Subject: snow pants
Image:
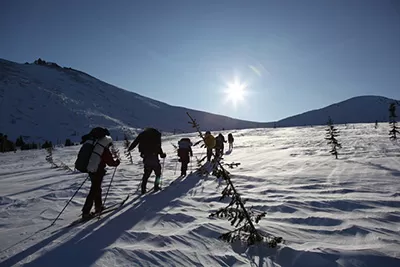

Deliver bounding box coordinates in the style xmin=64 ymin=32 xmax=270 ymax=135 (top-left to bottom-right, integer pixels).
xmin=82 ymin=170 xmax=105 ymax=215
xmin=142 ymin=154 xmax=162 ymax=193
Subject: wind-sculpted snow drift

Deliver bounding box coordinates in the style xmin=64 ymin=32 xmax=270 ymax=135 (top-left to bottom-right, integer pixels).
xmin=0 ymin=124 xmax=399 ymax=266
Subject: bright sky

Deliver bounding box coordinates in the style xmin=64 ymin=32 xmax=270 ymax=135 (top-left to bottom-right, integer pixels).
xmin=1 ymin=0 xmax=399 ymax=122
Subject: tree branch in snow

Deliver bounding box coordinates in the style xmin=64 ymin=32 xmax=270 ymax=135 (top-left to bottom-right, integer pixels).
xmin=123 ymin=134 xmax=133 ymax=164
xmin=111 ymin=142 xmax=121 ymax=161
xmin=389 ymin=103 xmax=399 ymax=141
xmin=325 ymin=117 xmax=342 ymax=159
xmin=45 ymin=147 xmax=74 ymax=173
xmin=45 ymin=147 xmax=58 ymax=168
xmin=186 ymin=112 xmax=283 ymax=248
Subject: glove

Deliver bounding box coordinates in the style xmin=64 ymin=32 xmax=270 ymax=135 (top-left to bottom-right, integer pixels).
xmin=160 ymin=153 xmax=166 ymax=158
xmin=115 ymin=159 xmax=121 ymax=166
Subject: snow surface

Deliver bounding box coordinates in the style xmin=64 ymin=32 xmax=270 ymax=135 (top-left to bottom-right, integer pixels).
xmin=0 ymin=124 xmax=399 ymax=267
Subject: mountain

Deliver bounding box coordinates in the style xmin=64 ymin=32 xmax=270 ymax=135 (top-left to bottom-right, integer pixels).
xmin=276 ymin=95 xmax=399 ymax=127
xmin=0 ymin=58 xmax=270 ymax=143
xmin=1 ymin=58 xmax=398 ymax=144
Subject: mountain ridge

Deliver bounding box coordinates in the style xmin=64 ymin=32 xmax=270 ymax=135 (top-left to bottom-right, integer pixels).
xmin=276 ymin=95 xmax=399 ymax=127
xmin=1 ymin=58 xmax=398 ymax=143
xmin=0 ymin=58 xmax=271 ymax=143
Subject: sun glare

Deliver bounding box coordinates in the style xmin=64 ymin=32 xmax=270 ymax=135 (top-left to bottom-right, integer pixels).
xmin=224 ymin=79 xmax=248 ymax=107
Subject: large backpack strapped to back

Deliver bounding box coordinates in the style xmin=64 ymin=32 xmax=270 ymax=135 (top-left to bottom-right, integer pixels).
xmin=177 ymin=138 xmax=192 ymax=158
xmin=75 ymin=127 xmax=111 ymax=173
xmin=138 ymin=128 xmax=162 ymax=155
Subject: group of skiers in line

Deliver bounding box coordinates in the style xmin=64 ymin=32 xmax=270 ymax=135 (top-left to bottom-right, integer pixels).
xmin=76 ymin=127 xmax=234 ymax=219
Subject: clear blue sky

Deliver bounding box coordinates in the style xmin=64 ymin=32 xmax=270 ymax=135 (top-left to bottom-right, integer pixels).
xmin=1 ymin=0 xmax=399 ymax=122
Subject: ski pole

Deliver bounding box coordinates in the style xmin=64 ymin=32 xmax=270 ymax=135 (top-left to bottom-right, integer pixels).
xmin=102 ymin=166 xmax=117 ymax=209
xmin=174 ymin=159 xmax=178 ymax=175
xmin=50 ymin=175 xmax=89 ymax=226
xmin=162 ymin=158 xmax=165 ymax=174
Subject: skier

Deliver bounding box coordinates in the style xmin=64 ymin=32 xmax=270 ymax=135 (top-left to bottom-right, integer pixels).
xmin=215 ymin=133 xmax=226 ymax=159
xmin=128 ymin=128 xmax=166 ymax=193
xmin=204 ymin=131 xmax=216 ymax=162
xmin=177 ymin=138 xmax=193 ymax=176
xmin=228 ymin=133 xmax=234 ymax=151
xmin=80 ymin=127 xmax=120 ymax=219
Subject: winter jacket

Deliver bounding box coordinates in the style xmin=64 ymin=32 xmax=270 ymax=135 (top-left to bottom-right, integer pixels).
xmin=97 ymin=147 xmax=119 ymax=173
xmin=178 ymin=138 xmax=193 ymax=160
xmin=215 ymin=134 xmax=226 ymax=148
xmin=228 ymin=134 xmax=234 ymax=143
xmin=204 ymin=134 xmax=216 ymax=149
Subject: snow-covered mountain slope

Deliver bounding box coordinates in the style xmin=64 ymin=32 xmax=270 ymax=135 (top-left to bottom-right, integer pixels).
xmin=0 ymin=124 xmax=399 ymax=266
xmin=276 ymin=95 xmax=399 ymax=127
xmin=0 ymin=58 xmax=271 ymax=143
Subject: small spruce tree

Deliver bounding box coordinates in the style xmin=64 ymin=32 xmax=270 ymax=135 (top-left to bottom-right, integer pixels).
xmin=325 ymin=117 xmax=342 ymax=159
xmin=45 ymin=146 xmax=58 ymax=168
xmin=15 ymin=136 xmax=25 ymax=147
xmin=111 ymin=142 xmax=120 ymax=160
xmin=389 ymin=103 xmax=399 ymax=140
xmin=187 ymin=112 xmax=283 ymax=248
xmin=123 ymin=134 xmax=133 ymax=164
xmin=65 ymin=138 xmax=73 ymax=146
xmin=42 ymin=141 xmax=53 ymax=149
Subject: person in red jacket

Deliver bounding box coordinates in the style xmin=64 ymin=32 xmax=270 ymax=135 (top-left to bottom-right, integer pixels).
xmin=82 ymin=142 xmax=120 ymax=219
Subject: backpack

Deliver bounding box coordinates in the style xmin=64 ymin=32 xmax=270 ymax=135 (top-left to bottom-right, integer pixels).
xmin=75 ymin=127 xmax=109 ymax=173
xmin=178 ymin=138 xmax=192 ymax=149
xmin=138 ymin=128 xmax=162 ymax=155
xmin=215 ymin=134 xmax=224 ymax=148
xmin=177 ymin=138 xmax=192 ymax=158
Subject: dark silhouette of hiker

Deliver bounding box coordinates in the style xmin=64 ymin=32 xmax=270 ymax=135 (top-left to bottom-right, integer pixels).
xmin=204 ymin=131 xmax=216 ymax=162
xmin=177 ymin=138 xmax=193 ymax=176
xmin=128 ymin=128 xmax=166 ymax=193
xmin=215 ymin=133 xmax=226 ymax=159
xmin=80 ymin=127 xmax=120 ymax=219
xmin=228 ymin=133 xmax=234 ymax=151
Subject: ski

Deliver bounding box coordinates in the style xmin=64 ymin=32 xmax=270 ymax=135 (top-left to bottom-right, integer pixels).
xmin=51 ymin=195 xmax=131 ymax=233
xmin=96 ymin=193 xmax=130 ymax=219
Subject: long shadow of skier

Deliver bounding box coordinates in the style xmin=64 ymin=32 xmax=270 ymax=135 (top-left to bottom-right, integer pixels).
xmin=245 ymin=244 xmax=400 ymax=267
xmin=1 ymin=170 xmax=205 ymax=267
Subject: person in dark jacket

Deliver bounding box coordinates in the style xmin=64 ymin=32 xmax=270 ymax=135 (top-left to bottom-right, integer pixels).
xmin=82 ymin=136 xmax=120 ymax=219
xmin=128 ymin=128 xmax=166 ymax=193
xmin=177 ymin=138 xmax=193 ymax=176
xmin=204 ymin=131 xmax=216 ymax=162
xmin=228 ymin=133 xmax=234 ymax=151
xmin=215 ymin=133 xmax=227 ymax=158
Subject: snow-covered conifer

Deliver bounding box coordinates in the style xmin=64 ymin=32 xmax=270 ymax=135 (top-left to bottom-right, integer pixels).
xmin=325 ymin=117 xmax=342 ymax=159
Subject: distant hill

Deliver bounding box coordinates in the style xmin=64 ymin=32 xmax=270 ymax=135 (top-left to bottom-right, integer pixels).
xmin=276 ymin=95 xmax=399 ymax=127
xmin=1 ymin=58 xmax=397 ymax=144
xmin=0 ymin=58 xmax=271 ymax=143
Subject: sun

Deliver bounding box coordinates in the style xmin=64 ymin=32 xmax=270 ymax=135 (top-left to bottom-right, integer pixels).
xmin=224 ymin=79 xmax=248 ymax=107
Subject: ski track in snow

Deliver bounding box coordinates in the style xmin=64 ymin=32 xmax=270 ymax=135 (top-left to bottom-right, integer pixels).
xmin=0 ymin=124 xmax=399 ymax=267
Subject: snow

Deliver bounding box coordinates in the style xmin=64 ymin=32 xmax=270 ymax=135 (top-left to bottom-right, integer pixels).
xmin=0 ymin=123 xmax=400 ymax=267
